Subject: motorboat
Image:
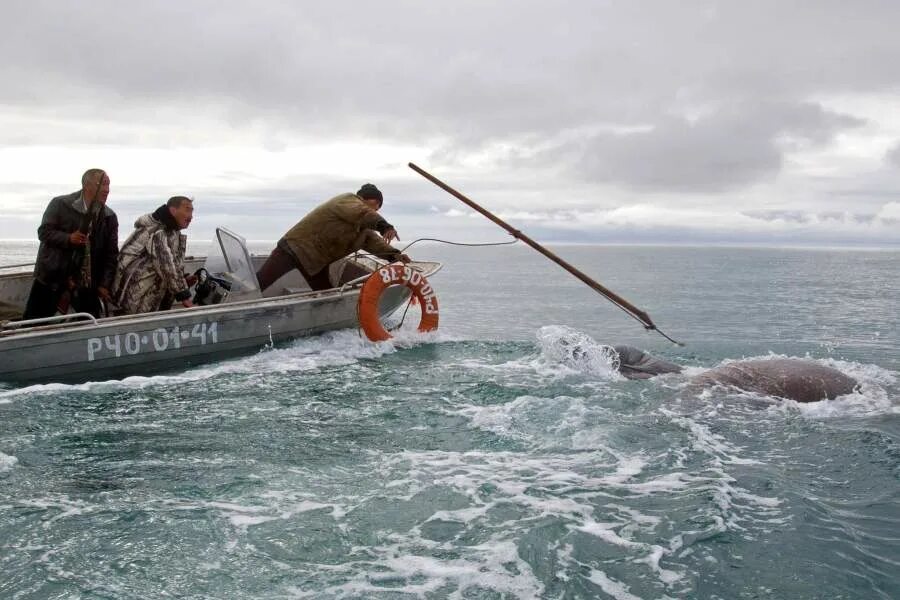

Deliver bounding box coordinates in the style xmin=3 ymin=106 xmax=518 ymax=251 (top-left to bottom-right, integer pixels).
xmin=0 ymin=228 xmax=441 ymax=386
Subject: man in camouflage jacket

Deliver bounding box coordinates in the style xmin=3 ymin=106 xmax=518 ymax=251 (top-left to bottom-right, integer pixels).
xmin=112 ymin=197 xmax=194 ymax=314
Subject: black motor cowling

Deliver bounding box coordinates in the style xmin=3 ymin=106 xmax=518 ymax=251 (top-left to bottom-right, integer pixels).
xmin=192 ymin=268 xmax=232 ymax=306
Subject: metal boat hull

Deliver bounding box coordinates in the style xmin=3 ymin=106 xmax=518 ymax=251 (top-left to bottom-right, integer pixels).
xmin=0 ymin=284 xmax=412 ymax=385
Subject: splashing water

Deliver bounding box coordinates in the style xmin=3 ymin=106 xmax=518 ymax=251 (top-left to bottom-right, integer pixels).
xmin=536 ymin=325 xmax=621 ymax=376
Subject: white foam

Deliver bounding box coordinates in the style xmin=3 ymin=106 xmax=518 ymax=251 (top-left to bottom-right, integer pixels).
xmin=458 ymin=393 xmax=635 ymax=460
xmin=163 ymin=499 xmax=272 ymax=532
xmin=587 ymin=569 xmax=644 ymax=600
xmin=600 ymin=453 xmax=648 ymax=485
xmin=165 ymin=497 xmax=342 ymax=532
xmin=457 ymin=394 xmax=589 ymax=441
xmin=576 ymin=520 xmax=644 ymax=549
xmin=556 ymin=544 xmax=656 ymax=600
xmin=606 ymin=504 xmax=663 ymax=528
xmin=663 ymin=410 xmax=761 ymax=466
xmin=204 ymin=500 xmax=267 ymax=513
xmin=17 ymin=495 xmax=96 ymax=528
xmin=732 ymin=489 xmax=782 ymax=508
xmin=357 ymin=442 xmax=772 ymax=594
xmin=792 ymin=388 xmax=897 ymax=417
xmin=821 ymin=357 xmax=896 ymax=386
xmin=449 ymin=325 xmax=625 ymax=385
xmin=634 ymin=544 xmax=684 ymax=585
xmin=0 ymin=327 xmax=452 ymax=400
xmin=228 ymin=514 xmax=278 ymax=528
xmin=427 ymin=505 xmax=490 ymax=524
xmin=0 ymin=452 xmax=17 ymax=473
xmin=615 ymin=472 xmax=693 ymax=494
xmin=287 ymin=539 xmax=545 ymax=599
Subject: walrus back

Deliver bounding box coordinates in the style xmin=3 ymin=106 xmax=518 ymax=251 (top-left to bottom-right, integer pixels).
xmin=690 ymin=359 xmax=857 ymax=403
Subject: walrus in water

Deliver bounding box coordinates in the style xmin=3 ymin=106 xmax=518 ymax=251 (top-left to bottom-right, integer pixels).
xmin=613 ymin=346 xmax=858 ymax=403
xmin=613 ymin=345 xmax=683 ymax=380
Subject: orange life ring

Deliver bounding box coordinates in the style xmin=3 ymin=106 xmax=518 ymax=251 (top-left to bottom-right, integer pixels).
xmin=357 ymin=263 xmax=439 ymax=341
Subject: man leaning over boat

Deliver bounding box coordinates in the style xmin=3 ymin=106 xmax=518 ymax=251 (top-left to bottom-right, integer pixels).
xmin=111 ymin=196 xmax=195 ymax=315
xmin=255 ymin=183 xmax=411 ymax=292
xmin=23 ymin=169 xmax=118 ymax=320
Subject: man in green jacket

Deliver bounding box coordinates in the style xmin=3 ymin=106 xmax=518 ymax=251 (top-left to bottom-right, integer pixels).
xmin=256 ymin=184 xmax=410 ymax=292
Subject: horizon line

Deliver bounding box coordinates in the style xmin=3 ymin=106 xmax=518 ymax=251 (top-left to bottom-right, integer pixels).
xmin=2 ymin=238 xmax=899 ymax=254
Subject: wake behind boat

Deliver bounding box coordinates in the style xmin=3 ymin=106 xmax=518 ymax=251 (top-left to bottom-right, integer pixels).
xmin=0 ymin=228 xmax=441 ymax=386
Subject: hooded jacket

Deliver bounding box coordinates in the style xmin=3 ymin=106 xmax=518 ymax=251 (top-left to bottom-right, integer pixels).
xmin=112 ymin=210 xmax=189 ymax=315
xmin=280 ymin=193 xmax=401 ymax=275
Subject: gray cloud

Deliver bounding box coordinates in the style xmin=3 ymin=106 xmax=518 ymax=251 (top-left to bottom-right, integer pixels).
xmin=2 ymin=1 xmax=900 ymax=245
xmin=538 ymin=102 xmax=864 ymax=191
xmin=886 ymin=142 xmax=900 ymax=168
xmin=2 ymin=1 xmax=897 ymax=143
xmin=743 ymin=210 xmax=883 ymax=226
xmin=743 ymin=210 xmax=811 ymax=224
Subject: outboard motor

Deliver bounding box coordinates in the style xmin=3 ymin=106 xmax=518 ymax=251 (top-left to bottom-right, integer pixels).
xmin=192 ymin=268 xmax=232 ymax=306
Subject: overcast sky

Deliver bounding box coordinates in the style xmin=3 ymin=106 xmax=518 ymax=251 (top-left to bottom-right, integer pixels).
xmin=1 ymin=0 xmax=899 ymax=247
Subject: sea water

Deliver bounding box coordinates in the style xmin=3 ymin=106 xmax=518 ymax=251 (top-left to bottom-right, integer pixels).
xmin=1 ymin=242 xmax=898 ymax=599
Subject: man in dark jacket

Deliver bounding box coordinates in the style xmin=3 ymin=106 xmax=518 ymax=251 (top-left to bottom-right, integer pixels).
xmin=256 ymin=183 xmax=410 ymax=292
xmin=22 ymin=169 xmax=119 ymax=319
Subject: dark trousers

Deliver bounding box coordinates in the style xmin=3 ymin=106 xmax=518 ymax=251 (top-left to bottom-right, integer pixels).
xmin=22 ymin=279 xmax=102 ymax=320
xmin=255 ymin=245 xmax=332 ymax=292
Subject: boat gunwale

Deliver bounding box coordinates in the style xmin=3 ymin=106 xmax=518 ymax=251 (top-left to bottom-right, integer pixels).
xmin=0 ymin=261 xmax=442 ymax=340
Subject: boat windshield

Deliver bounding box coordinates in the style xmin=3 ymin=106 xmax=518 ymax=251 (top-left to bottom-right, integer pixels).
xmin=201 ymin=227 xmax=262 ymax=302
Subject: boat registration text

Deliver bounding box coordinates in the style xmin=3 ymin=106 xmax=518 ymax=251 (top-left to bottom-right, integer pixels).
xmin=87 ymin=322 xmax=220 ymax=361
